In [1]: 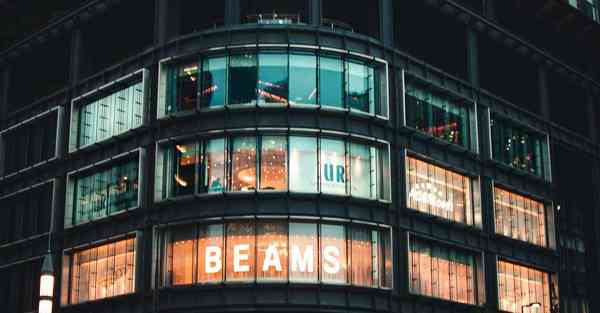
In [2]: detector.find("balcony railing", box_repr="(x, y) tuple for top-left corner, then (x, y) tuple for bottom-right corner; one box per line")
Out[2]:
(244, 13), (303, 25)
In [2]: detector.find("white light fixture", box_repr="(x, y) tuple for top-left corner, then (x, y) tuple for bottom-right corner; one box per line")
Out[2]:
(38, 253), (54, 313)
(522, 302), (542, 313)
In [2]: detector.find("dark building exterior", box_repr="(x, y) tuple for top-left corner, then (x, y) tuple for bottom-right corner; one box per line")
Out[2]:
(0, 1), (599, 313)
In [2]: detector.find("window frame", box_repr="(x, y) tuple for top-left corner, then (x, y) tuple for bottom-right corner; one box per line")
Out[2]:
(0, 106), (62, 178)
(401, 70), (479, 153)
(69, 69), (149, 153)
(65, 148), (145, 228)
(156, 46), (390, 120)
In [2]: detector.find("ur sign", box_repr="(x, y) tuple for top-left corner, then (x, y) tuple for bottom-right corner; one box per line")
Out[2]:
(201, 243), (340, 274)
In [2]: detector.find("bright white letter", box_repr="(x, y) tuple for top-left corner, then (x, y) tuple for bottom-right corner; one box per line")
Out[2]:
(291, 245), (314, 273)
(262, 244), (282, 272)
(234, 244), (250, 272)
(323, 245), (341, 274)
(205, 246), (222, 274)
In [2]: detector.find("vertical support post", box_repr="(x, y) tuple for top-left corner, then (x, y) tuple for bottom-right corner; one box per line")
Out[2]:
(224, 0), (241, 26)
(484, 0), (496, 21)
(69, 30), (84, 86)
(309, 0), (322, 26)
(586, 93), (597, 143)
(466, 28), (479, 89)
(155, 0), (180, 45)
(0, 67), (9, 124)
(539, 66), (551, 121)
(379, 0), (394, 47)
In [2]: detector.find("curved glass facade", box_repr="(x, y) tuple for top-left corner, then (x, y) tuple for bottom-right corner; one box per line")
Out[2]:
(161, 50), (387, 117)
(156, 133), (391, 201)
(162, 218), (393, 288)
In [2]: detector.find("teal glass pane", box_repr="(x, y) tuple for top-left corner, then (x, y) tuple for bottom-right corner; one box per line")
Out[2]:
(289, 136), (318, 193)
(405, 82), (470, 149)
(201, 56), (227, 108)
(289, 53), (317, 105)
(228, 53), (257, 105)
(346, 61), (370, 112)
(257, 53), (288, 105)
(490, 115), (544, 176)
(320, 138), (346, 195)
(204, 138), (226, 193)
(319, 56), (344, 108)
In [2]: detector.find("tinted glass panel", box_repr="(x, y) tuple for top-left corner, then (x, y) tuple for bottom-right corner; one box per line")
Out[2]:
(497, 260), (552, 313)
(229, 54), (257, 105)
(260, 136), (287, 190)
(205, 138), (226, 192)
(231, 137), (257, 191)
(320, 139), (346, 195)
(319, 56), (344, 108)
(346, 61), (373, 112)
(201, 56), (228, 107)
(289, 136), (318, 193)
(257, 53), (288, 105)
(289, 53), (317, 105)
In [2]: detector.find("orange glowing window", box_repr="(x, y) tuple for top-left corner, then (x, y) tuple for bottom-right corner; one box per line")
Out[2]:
(494, 187), (547, 247)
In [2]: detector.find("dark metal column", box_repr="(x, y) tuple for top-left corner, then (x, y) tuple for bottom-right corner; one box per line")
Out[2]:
(466, 28), (479, 89)
(224, 0), (241, 26)
(586, 93), (597, 143)
(308, 0), (322, 26)
(155, 0), (181, 45)
(0, 67), (9, 124)
(69, 29), (84, 85)
(538, 66), (551, 121)
(484, 0), (496, 21)
(379, 0), (394, 47)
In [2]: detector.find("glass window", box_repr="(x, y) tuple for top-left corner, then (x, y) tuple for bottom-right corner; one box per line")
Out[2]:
(201, 56), (228, 108)
(170, 225), (195, 285)
(320, 138), (347, 195)
(320, 224), (347, 284)
(494, 187), (547, 247)
(177, 63), (199, 111)
(289, 53), (317, 105)
(73, 158), (139, 225)
(260, 136), (287, 190)
(197, 224), (224, 283)
(319, 56), (344, 108)
(226, 222), (256, 282)
(171, 142), (198, 196)
(231, 137), (257, 191)
(229, 53), (257, 105)
(289, 222), (318, 283)
(405, 81), (472, 149)
(491, 115), (547, 177)
(350, 226), (373, 286)
(409, 237), (478, 305)
(346, 60), (373, 113)
(350, 143), (372, 198)
(204, 138), (226, 193)
(406, 156), (479, 226)
(257, 53), (288, 105)
(257, 221), (288, 282)
(497, 260), (552, 313)
(289, 136), (318, 193)
(65, 237), (136, 305)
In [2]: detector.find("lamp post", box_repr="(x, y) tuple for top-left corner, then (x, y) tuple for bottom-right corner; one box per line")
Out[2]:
(39, 253), (54, 313)
(522, 302), (542, 313)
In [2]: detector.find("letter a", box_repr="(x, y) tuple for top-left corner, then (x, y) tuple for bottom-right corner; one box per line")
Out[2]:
(262, 244), (282, 272)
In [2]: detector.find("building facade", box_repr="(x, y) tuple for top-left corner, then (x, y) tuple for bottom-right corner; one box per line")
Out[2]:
(0, 1), (599, 313)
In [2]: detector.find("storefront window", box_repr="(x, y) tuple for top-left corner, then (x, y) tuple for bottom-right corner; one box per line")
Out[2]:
(229, 53), (258, 105)
(260, 136), (287, 190)
(201, 56), (228, 108)
(226, 222), (256, 282)
(289, 136), (318, 193)
(63, 237), (136, 305)
(405, 81), (472, 150)
(497, 260), (552, 313)
(321, 138), (347, 195)
(289, 53), (317, 105)
(158, 134), (390, 200)
(170, 142), (198, 196)
(409, 237), (479, 305)
(289, 222), (318, 283)
(258, 53), (288, 105)
(491, 115), (547, 178)
(346, 60), (374, 113)
(257, 221), (288, 282)
(319, 56), (344, 108)
(494, 187), (547, 247)
(406, 156), (480, 226)
(231, 137), (257, 191)
(73, 158), (139, 225)
(162, 219), (392, 288)
(204, 138), (227, 193)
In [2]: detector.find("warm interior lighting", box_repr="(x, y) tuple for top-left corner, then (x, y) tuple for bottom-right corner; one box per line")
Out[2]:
(40, 274), (55, 297)
(39, 254), (54, 313)
(38, 299), (53, 313)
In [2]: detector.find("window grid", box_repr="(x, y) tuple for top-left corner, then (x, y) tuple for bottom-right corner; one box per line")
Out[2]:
(164, 219), (392, 288)
(494, 187), (547, 247)
(497, 260), (552, 313)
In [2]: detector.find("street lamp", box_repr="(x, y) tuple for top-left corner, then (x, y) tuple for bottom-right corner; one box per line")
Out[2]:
(522, 302), (542, 313)
(38, 253), (54, 313)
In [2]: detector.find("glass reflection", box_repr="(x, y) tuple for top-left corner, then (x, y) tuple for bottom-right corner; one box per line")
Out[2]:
(204, 138), (226, 192)
(351, 226), (373, 286)
(320, 139), (346, 195)
(289, 53), (317, 105)
(172, 142), (198, 196)
(229, 54), (258, 105)
(494, 187), (547, 247)
(258, 53), (288, 105)
(171, 226), (195, 285)
(289, 136), (318, 193)
(498, 260), (551, 313)
(257, 221), (288, 282)
(319, 56), (344, 108)
(320, 224), (347, 284)
(350, 143), (371, 198)
(346, 61), (373, 112)
(289, 222), (318, 283)
(201, 56), (228, 107)
(177, 63), (199, 111)
(226, 222), (255, 282)
(260, 136), (287, 190)
(231, 137), (257, 191)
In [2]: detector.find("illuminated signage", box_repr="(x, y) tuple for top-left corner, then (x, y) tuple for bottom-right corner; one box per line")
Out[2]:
(408, 182), (453, 212)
